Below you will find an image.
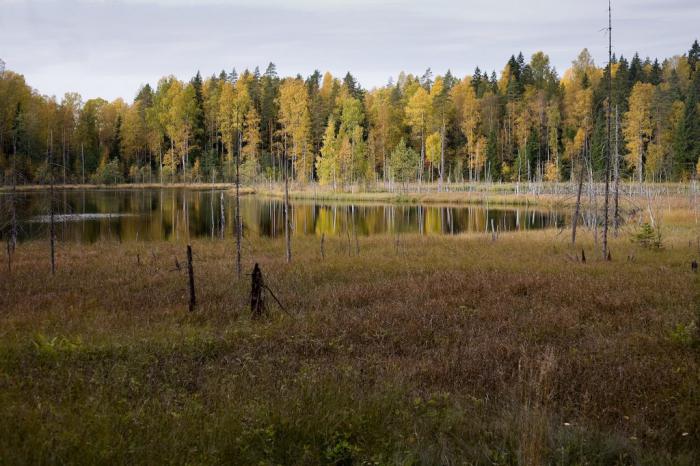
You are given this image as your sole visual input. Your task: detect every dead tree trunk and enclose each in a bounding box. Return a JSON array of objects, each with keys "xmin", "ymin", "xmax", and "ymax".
[
  {"xmin": 187, "ymin": 244, "xmax": 195, "ymax": 312},
  {"xmin": 602, "ymin": 0, "xmax": 612, "ymax": 260},
  {"xmin": 250, "ymin": 262, "xmax": 265, "ymax": 318}
]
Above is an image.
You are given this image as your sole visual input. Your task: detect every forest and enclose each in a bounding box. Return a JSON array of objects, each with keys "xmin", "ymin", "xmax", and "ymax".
[{"xmin": 1, "ymin": 41, "xmax": 700, "ymax": 188}]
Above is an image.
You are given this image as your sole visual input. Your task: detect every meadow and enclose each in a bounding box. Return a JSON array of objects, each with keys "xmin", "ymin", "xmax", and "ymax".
[{"xmin": 0, "ymin": 189, "xmax": 699, "ymax": 465}]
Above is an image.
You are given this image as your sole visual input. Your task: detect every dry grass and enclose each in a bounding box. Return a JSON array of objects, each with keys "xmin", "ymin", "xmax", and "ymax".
[{"xmin": 0, "ymin": 208, "xmax": 699, "ymax": 464}]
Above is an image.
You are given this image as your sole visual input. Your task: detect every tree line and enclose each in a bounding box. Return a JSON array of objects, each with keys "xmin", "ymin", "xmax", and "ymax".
[{"xmin": 1, "ymin": 41, "xmax": 699, "ymax": 187}]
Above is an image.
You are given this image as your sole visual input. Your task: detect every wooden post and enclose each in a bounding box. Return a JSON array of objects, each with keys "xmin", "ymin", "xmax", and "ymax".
[
  {"xmin": 187, "ymin": 245, "xmax": 195, "ymax": 312},
  {"xmin": 320, "ymin": 233, "xmax": 325, "ymax": 260}
]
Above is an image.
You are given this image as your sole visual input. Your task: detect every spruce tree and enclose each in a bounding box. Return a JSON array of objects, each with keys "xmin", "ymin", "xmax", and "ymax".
[{"xmin": 190, "ymin": 71, "xmax": 206, "ymax": 158}]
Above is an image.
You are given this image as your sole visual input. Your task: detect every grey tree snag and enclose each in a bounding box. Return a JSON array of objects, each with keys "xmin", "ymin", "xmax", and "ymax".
[
  {"xmin": 284, "ymin": 135, "xmax": 291, "ymax": 263},
  {"xmin": 602, "ymin": 0, "xmax": 613, "ymax": 260}
]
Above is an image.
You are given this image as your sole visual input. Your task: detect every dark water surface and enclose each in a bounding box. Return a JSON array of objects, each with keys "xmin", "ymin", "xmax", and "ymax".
[{"xmin": 3, "ymin": 189, "xmax": 565, "ymax": 242}]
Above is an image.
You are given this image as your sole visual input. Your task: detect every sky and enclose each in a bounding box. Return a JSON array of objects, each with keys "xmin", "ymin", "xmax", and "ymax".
[{"xmin": 1, "ymin": 0, "xmax": 699, "ymax": 101}]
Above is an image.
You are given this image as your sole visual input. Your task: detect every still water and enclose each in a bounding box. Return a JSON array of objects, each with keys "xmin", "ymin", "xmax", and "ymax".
[{"xmin": 3, "ymin": 189, "xmax": 565, "ymax": 243}]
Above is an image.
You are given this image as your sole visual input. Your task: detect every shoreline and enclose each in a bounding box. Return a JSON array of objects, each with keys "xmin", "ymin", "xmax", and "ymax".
[{"xmin": 2, "ymin": 181, "xmax": 697, "ymax": 210}]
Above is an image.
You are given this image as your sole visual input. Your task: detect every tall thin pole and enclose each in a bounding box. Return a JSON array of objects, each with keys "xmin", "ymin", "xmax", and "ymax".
[{"xmin": 602, "ymin": 0, "xmax": 612, "ymax": 260}]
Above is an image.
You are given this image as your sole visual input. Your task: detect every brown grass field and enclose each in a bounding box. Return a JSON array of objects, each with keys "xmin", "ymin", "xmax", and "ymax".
[{"xmin": 0, "ymin": 193, "xmax": 699, "ymax": 464}]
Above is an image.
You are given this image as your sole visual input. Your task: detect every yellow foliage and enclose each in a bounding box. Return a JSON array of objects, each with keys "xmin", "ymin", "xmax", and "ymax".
[{"xmin": 544, "ymin": 161, "xmax": 559, "ymax": 182}]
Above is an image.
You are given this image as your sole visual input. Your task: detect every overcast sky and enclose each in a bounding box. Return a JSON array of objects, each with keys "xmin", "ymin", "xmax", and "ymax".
[{"xmin": 1, "ymin": 0, "xmax": 698, "ymax": 101}]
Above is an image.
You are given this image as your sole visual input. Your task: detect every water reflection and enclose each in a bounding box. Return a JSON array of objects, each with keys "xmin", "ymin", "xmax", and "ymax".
[{"xmin": 5, "ymin": 189, "xmax": 565, "ymax": 243}]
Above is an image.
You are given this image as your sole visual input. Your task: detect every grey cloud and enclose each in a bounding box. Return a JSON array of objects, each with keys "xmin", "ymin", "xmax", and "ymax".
[{"xmin": 0, "ymin": 0, "xmax": 697, "ymax": 101}]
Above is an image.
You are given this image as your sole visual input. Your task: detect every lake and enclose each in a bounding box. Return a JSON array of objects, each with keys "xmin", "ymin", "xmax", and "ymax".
[{"xmin": 2, "ymin": 189, "xmax": 565, "ymax": 242}]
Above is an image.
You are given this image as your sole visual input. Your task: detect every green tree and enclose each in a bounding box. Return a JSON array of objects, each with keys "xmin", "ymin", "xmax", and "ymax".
[{"xmin": 390, "ymin": 138, "xmax": 419, "ymax": 184}]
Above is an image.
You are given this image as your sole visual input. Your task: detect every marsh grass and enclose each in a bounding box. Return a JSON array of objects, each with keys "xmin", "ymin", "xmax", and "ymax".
[{"xmin": 1, "ymin": 216, "xmax": 699, "ymax": 464}]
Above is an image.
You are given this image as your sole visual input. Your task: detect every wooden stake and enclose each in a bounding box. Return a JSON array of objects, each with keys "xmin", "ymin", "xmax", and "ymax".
[{"xmin": 187, "ymin": 245, "xmax": 195, "ymax": 312}]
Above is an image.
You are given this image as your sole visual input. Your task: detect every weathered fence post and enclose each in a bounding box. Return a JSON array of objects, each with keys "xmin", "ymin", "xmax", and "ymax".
[
  {"xmin": 187, "ymin": 244, "xmax": 195, "ymax": 312},
  {"xmin": 320, "ymin": 233, "xmax": 325, "ymax": 260}
]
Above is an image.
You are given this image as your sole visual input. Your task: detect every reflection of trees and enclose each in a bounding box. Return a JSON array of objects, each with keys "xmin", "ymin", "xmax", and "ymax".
[{"xmin": 17, "ymin": 191, "xmax": 566, "ymax": 242}]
